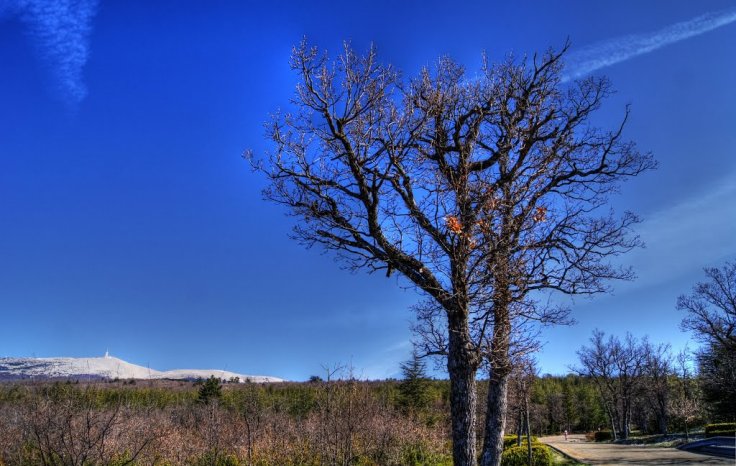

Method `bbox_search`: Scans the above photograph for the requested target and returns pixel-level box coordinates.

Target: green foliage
[398,352,431,412]
[198,376,223,404]
[532,374,607,434]
[704,422,736,437]
[501,444,553,466]
[503,435,538,449]
[593,430,613,441]
[190,451,241,466]
[698,344,736,421]
[400,443,453,466]
[0,384,26,403]
[108,452,135,466]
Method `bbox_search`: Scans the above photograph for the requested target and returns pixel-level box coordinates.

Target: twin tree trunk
[480,244,514,466]
[259,42,655,466]
[447,316,513,466]
[450,284,513,465]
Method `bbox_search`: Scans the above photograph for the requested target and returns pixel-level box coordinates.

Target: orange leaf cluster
[445,215,463,234]
[532,206,547,222]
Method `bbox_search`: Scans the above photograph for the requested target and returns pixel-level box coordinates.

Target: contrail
[563,8,736,82]
[2,0,99,105]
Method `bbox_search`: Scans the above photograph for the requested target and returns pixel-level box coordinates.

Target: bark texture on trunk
[480,372,509,466]
[479,244,512,466]
[525,397,532,466]
[609,411,618,440]
[447,317,479,466]
[656,398,668,435]
[621,405,631,439]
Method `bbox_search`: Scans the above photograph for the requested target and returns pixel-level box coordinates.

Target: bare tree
[678,262,736,350]
[677,262,736,420]
[640,340,672,435]
[506,357,536,464]
[576,330,647,439]
[575,330,620,438]
[252,40,654,465]
[20,388,164,466]
[670,349,701,441]
[239,383,263,466]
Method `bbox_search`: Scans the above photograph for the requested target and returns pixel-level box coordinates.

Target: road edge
[542,441,589,465]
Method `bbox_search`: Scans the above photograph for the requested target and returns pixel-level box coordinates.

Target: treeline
[519,371,708,439]
[565,261,736,442]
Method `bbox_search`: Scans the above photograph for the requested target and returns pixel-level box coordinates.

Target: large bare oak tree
[251,40,654,466]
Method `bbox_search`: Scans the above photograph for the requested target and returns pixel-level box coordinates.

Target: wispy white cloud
[563,8,736,82]
[624,174,736,289]
[4,0,99,105]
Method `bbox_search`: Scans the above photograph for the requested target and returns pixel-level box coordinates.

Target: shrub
[191,452,241,466]
[503,435,539,449]
[704,422,736,437]
[400,443,452,466]
[501,444,553,466]
[593,430,613,441]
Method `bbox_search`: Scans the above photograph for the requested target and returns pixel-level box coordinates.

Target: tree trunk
[479,366,510,466]
[657,398,668,435]
[621,405,630,440]
[516,405,523,446]
[479,265,512,466]
[447,318,479,466]
[607,405,618,441]
[525,394,533,466]
[657,412,667,435]
[684,421,689,442]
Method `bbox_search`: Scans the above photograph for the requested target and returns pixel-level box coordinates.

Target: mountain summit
[0,355,284,383]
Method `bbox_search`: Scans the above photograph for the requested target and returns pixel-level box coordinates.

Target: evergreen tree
[399,351,431,412]
[198,376,223,404]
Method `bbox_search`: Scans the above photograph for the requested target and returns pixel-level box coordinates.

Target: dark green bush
[705,422,736,437]
[593,430,613,441]
[501,444,553,466]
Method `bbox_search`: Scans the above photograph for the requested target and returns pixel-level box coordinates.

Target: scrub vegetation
[0,361,730,466]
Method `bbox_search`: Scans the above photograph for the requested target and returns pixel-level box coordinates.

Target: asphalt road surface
[540,434,734,465]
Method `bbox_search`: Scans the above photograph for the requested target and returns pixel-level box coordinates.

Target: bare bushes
[241,378,448,465]
[0,381,450,465]
[0,385,166,465]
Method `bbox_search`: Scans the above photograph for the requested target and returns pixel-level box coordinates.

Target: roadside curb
[542,441,588,465]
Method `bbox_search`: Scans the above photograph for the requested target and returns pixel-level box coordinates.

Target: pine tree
[399,351,431,412]
[198,376,223,404]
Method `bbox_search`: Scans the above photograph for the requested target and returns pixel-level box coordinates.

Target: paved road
[540,434,734,465]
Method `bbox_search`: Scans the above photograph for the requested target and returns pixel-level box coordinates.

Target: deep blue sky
[1,0,734,380]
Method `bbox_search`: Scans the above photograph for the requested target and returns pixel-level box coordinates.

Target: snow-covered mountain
[0,354,284,383]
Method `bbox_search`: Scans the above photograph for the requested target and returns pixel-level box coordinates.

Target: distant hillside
[0,354,284,383]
